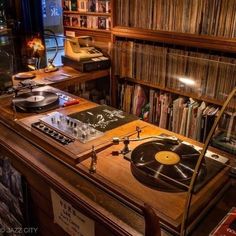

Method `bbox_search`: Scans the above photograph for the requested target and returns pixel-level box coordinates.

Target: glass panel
[41,0,64,66]
[113,39,236,154]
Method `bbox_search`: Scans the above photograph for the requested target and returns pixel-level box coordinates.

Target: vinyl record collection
[115,0,236,38]
[119,83,221,143]
[63,0,111,30]
[114,39,236,102]
[63,15,111,30]
[63,0,111,13]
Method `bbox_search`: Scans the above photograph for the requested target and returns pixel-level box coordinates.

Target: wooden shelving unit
[62,0,112,41]
[64,10,111,17]
[64,25,111,33]
[110,0,236,145]
[111,1,236,104]
[112,26,236,53]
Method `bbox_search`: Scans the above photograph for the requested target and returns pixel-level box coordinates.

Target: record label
[26,95,45,103]
[155,151,180,165]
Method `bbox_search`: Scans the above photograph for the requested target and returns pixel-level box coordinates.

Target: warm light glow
[27,38,45,54]
[179,77,196,86]
[27,37,45,70]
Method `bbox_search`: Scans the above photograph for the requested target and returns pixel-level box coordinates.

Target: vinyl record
[12,91,59,112]
[14,72,35,80]
[130,140,206,192]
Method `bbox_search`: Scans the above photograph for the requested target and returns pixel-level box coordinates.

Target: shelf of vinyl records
[118,77,227,107]
[63,0,111,13]
[118,81,226,144]
[113,0,236,53]
[113,39,236,107]
[63,15,111,32]
[112,27,236,54]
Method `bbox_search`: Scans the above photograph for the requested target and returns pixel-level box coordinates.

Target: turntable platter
[12,91,59,112]
[130,140,207,192]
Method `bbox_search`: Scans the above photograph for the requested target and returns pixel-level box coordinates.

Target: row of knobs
[50,115,97,140]
[37,123,72,145]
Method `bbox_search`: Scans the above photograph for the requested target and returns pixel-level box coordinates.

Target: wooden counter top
[12,66,110,90]
[79,123,230,231]
[0,84,234,236]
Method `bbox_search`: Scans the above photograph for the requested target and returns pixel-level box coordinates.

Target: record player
[79,122,231,235]
[124,137,228,193]
[11,83,80,113]
[12,90,60,112]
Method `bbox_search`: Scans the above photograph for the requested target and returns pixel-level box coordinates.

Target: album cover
[98,16,106,29]
[0,156,24,232]
[71,0,78,11]
[97,0,106,13]
[106,17,111,29]
[80,15,87,28]
[63,0,71,10]
[78,0,88,12]
[106,1,111,13]
[71,16,79,27]
[63,15,71,26]
[210,207,236,235]
[92,16,98,29]
[88,0,96,12]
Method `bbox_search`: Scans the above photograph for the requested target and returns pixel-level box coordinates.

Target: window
[42,0,64,66]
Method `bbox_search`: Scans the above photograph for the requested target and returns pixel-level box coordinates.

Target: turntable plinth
[79,122,230,233]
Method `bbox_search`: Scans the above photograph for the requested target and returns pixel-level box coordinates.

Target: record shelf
[111,0,236,104]
[119,77,225,107]
[112,26,236,53]
[61,0,236,145]
[110,0,236,145]
[62,0,112,42]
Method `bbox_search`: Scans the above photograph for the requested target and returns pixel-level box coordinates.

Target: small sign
[66,31,76,37]
[51,189,95,236]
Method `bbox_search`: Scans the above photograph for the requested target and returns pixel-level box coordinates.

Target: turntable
[126,138,228,192]
[12,91,59,112]
[104,88,234,235]
[79,123,231,235]
[11,87,80,113]
[128,140,206,192]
